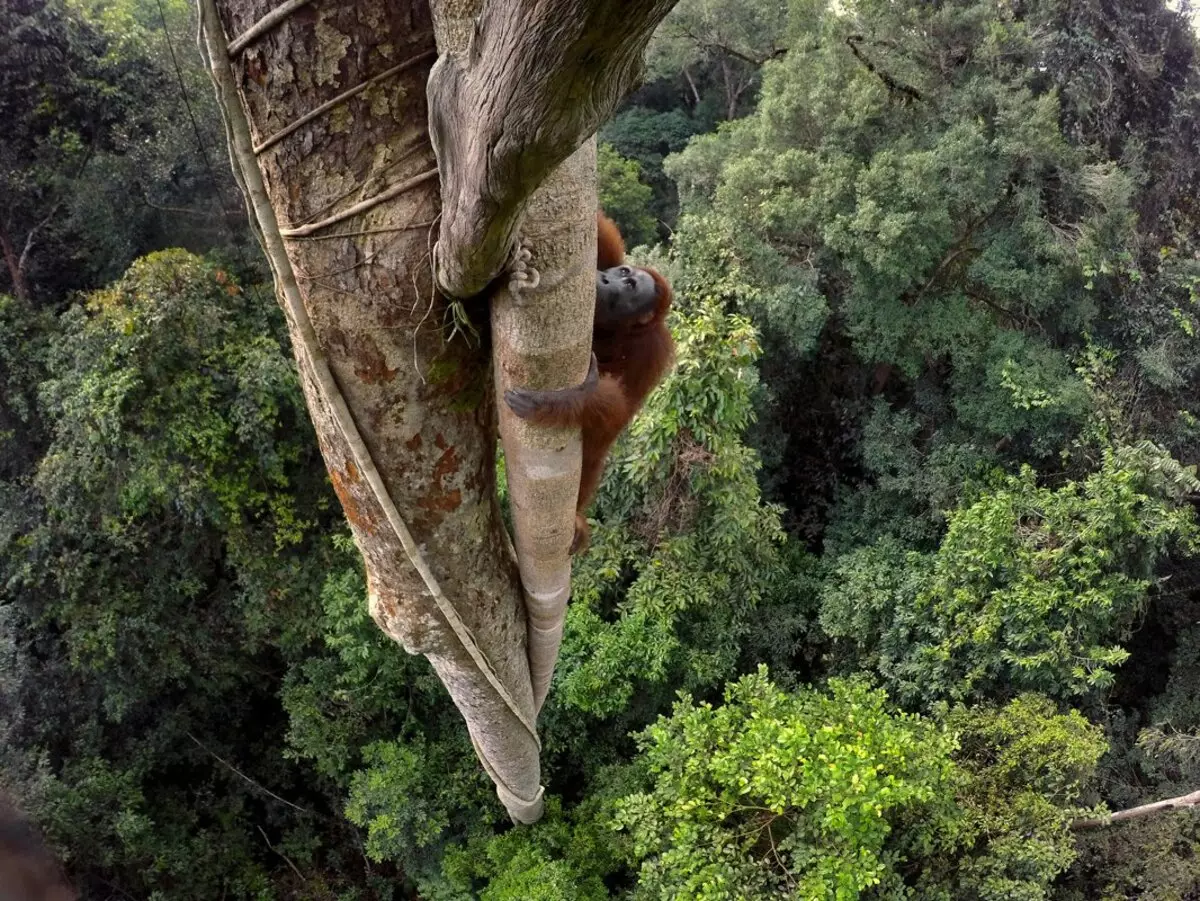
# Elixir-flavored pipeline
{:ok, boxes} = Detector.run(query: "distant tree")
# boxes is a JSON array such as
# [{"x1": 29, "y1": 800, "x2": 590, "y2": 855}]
[
  {"x1": 0, "y1": 0, "x2": 111, "y2": 302},
  {"x1": 0, "y1": 0, "x2": 247, "y2": 305},
  {"x1": 664, "y1": 0, "x2": 1200, "y2": 547},
  {"x1": 598, "y1": 143, "x2": 658, "y2": 247},
  {"x1": 0, "y1": 294, "x2": 49, "y2": 480},
  {"x1": 601, "y1": 107, "x2": 703, "y2": 232},
  {"x1": 648, "y1": 0, "x2": 789, "y2": 119},
  {"x1": 3, "y1": 252, "x2": 346, "y2": 897},
  {"x1": 615, "y1": 673, "x2": 1105, "y2": 900},
  {"x1": 822, "y1": 443, "x2": 1200, "y2": 706}
]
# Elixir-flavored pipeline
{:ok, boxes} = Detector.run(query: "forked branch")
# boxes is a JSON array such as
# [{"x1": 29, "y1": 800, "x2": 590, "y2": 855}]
[{"x1": 428, "y1": 0, "x2": 677, "y2": 298}]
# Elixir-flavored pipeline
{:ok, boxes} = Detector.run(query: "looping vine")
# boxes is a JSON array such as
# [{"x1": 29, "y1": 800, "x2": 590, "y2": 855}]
[
  {"x1": 280, "y1": 170, "x2": 439, "y2": 237},
  {"x1": 253, "y1": 50, "x2": 438, "y2": 156}
]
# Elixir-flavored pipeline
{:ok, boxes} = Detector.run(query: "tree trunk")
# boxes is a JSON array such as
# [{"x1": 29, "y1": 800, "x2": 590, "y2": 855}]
[
  {"x1": 722, "y1": 57, "x2": 738, "y2": 120},
  {"x1": 0, "y1": 223, "x2": 30, "y2": 304},
  {"x1": 199, "y1": 0, "x2": 544, "y2": 822},
  {"x1": 491, "y1": 144, "x2": 597, "y2": 711},
  {"x1": 201, "y1": 0, "x2": 678, "y2": 827}
]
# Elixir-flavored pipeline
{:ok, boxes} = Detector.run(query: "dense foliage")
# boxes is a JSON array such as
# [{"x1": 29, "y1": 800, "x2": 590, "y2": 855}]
[{"x1": 4, "y1": 0, "x2": 1200, "y2": 898}]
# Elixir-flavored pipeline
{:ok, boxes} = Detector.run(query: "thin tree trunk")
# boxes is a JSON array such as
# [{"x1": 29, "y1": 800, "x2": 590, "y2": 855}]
[
  {"x1": 0, "y1": 223, "x2": 30, "y2": 303},
  {"x1": 683, "y1": 66, "x2": 701, "y2": 108},
  {"x1": 492, "y1": 144, "x2": 597, "y2": 711},
  {"x1": 722, "y1": 58, "x2": 738, "y2": 120}
]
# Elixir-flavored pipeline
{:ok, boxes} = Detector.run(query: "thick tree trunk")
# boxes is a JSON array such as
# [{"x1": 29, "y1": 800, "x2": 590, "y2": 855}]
[
  {"x1": 199, "y1": 0, "x2": 543, "y2": 822},
  {"x1": 202, "y1": 0, "x2": 678, "y2": 827}
]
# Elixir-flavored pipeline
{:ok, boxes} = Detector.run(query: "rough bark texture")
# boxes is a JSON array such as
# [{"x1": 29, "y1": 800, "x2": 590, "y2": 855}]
[
  {"x1": 200, "y1": 0, "x2": 544, "y2": 822},
  {"x1": 427, "y1": 0, "x2": 679, "y2": 299}
]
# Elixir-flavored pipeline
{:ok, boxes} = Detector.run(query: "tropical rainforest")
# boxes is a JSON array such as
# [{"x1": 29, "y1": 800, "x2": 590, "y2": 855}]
[{"x1": 5, "y1": 0, "x2": 1200, "y2": 897}]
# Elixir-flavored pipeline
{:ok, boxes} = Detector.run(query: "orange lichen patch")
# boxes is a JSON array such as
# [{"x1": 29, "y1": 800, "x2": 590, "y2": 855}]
[
  {"x1": 432, "y1": 444, "x2": 460, "y2": 483},
  {"x1": 417, "y1": 488, "x2": 462, "y2": 513},
  {"x1": 405, "y1": 433, "x2": 422, "y2": 451},
  {"x1": 414, "y1": 436, "x2": 465, "y2": 516},
  {"x1": 328, "y1": 461, "x2": 378, "y2": 535},
  {"x1": 321, "y1": 327, "x2": 397, "y2": 385},
  {"x1": 353, "y1": 339, "x2": 399, "y2": 384}
]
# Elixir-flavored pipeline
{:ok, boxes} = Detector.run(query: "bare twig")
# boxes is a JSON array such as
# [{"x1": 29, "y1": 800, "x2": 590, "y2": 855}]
[
  {"x1": 187, "y1": 732, "x2": 312, "y2": 815},
  {"x1": 1073, "y1": 788, "x2": 1200, "y2": 829}
]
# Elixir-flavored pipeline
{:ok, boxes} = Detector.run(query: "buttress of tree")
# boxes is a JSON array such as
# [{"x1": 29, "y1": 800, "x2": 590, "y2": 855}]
[{"x1": 199, "y1": 0, "x2": 676, "y2": 824}]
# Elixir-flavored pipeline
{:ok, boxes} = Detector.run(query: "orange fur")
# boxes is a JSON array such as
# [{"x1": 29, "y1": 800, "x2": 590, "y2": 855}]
[
  {"x1": 596, "y1": 212, "x2": 626, "y2": 270},
  {"x1": 506, "y1": 211, "x2": 674, "y2": 553}
]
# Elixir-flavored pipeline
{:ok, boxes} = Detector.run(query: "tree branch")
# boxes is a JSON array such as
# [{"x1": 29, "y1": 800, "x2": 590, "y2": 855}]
[
  {"x1": 427, "y1": 0, "x2": 678, "y2": 298},
  {"x1": 678, "y1": 25, "x2": 786, "y2": 67},
  {"x1": 908, "y1": 185, "x2": 1013, "y2": 306},
  {"x1": 845, "y1": 34, "x2": 923, "y2": 103},
  {"x1": 17, "y1": 202, "x2": 62, "y2": 276},
  {"x1": 1073, "y1": 788, "x2": 1200, "y2": 829}
]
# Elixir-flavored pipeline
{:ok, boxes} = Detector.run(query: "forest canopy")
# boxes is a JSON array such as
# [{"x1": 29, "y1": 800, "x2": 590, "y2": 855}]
[{"x1": 5, "y1": 0, "x2": 1200, "y2": 898}]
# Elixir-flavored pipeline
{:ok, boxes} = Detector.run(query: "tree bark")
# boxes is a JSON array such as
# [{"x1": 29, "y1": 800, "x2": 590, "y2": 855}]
[{"x1": 199, "y1": 0, "x2": 543, "y2": 822}]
